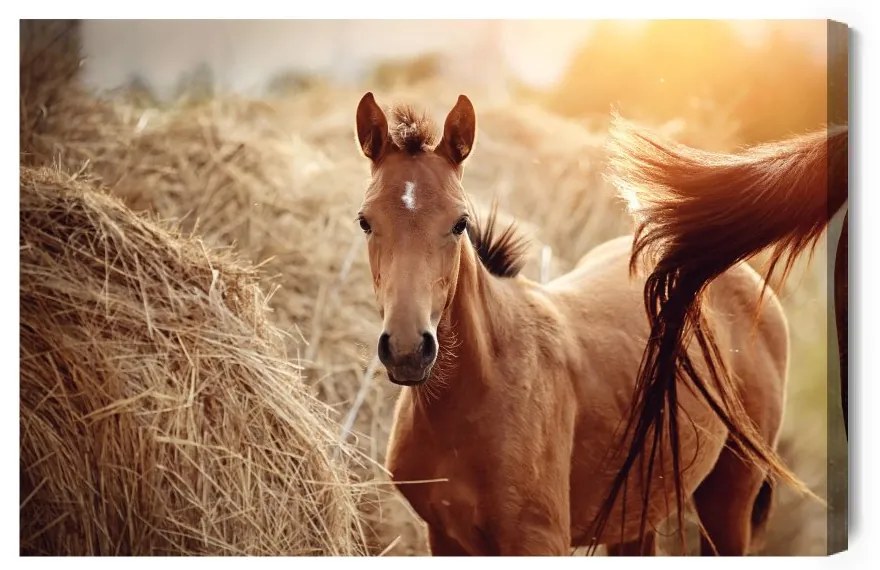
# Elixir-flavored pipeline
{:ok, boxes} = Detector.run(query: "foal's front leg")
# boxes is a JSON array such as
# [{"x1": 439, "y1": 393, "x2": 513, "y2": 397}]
[
  {"x1": 497, "y1": 535, "x2": 569, "y2": 556},
  {"x1": 493, "y1": 523, "x2": 570, "y2": 555},
  {"x1": 429, "y1": 522, "x2": 569, "y2": 555},
  {"x1": 428, "y1": 526, "x2": 469, "y2": 555},
  {"x1": 490, "y1": 500, "x2": 572, "y2": 555},
  {"x1": 428, "y1": 507, "x2": 570, "y2": 555}
]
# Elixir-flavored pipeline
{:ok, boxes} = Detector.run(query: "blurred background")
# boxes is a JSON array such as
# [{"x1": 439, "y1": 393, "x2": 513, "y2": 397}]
[
  {"x1": 23, "y1": 19, "x2": 847, "y2": 555},
  {"x1": 81, "y1": 20, "x2": 845, "y2": 146}
]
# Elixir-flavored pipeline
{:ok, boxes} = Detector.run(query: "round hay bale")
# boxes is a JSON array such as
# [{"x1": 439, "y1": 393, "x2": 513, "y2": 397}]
[{"x1": 19, "y1": 166, "x2": 367, "y2": 555}]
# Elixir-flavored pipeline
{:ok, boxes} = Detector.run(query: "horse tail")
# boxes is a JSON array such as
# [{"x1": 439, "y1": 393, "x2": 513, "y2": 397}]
[{"x1": 589, "y1": 118, "x2": 847, "y2": 550}]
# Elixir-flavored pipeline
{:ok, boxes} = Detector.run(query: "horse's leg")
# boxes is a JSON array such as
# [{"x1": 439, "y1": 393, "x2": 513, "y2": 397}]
[
  {"x1": 606, "y1": 532, "x2": 656, "y2": 556},
  {"x1": 491, "y1": 513, "x2": 571, "y2": 555},
  {"x1": 495, "y1": 535, "x2": 569, "y2": 556},
  {"x1": 693, "y1": 443, "x2": 768, "y2": 555},
  {"x1": 428, "y1": 526, "x2": 469, "y2": 556}
]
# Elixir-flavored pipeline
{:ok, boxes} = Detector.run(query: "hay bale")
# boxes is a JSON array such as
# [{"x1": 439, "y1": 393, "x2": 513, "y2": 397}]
[{"x1": 19, "y1": 166, "x2": 367, "y2": 555}]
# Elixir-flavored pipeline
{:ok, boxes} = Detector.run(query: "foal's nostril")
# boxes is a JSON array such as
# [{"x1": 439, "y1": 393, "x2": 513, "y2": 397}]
[
  {"x1": 377, "y1": 332, "x2": 392, "y2": 366},
  {"x1": 420, "y1": 332, "x2": 437, "y2": 365}
]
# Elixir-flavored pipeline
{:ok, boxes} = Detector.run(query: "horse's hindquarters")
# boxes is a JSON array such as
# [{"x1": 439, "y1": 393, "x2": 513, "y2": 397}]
[{"x1": 562, "y1": 241, "x2": 788, "y2": 549}]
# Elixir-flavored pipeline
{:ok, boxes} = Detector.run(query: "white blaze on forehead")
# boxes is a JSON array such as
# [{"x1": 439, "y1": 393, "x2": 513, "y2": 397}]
[{"x1": 402, "y1": 181, "x2": 417, "y2": 210}]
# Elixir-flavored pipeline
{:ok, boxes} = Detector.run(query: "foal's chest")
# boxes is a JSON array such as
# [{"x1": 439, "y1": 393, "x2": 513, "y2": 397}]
[
  {"x1": 391, "y1": 449, "x2": 489, "y2": 552},
  {"x1": 386, "y1": 403, "x2": 493, "y2": 553}
]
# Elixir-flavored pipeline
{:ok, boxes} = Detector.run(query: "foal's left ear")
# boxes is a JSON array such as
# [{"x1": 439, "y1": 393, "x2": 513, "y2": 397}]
[
  {"x1": 356, "y1": 92, "x2": 390, "y2": 162},
  {"x1": 437, "y1": 95, "x2": 476, "y2": 165}
]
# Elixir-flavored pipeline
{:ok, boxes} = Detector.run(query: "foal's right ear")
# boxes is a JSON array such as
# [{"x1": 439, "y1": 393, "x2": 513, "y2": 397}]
[
  {"x1": 437, "y1": 94, "x2": 476, "y2": 165},
  {"x1": 355, "y1": 92, "x2": 389, "y2": 162}
]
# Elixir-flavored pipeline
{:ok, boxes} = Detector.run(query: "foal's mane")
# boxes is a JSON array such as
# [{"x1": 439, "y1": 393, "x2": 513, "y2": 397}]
[{"x1": 468, "y1": 203, "x2": 529, "y2": 278}]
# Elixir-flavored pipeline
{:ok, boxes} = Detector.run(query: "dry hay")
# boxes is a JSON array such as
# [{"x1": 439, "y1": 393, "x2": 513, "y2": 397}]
[{"x1": 19, "y1": 166, "x2": 368, "y2": 555}]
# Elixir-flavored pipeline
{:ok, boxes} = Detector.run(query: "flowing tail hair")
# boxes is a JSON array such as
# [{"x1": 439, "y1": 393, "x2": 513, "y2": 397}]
[{"x1": 589, "y1": 117, "x2": 848, "y2": 551}]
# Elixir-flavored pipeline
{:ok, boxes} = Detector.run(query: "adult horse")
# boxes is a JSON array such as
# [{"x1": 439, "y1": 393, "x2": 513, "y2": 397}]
[{"x1": 353, "y1": 93, "x2": 802, "y2": 555}]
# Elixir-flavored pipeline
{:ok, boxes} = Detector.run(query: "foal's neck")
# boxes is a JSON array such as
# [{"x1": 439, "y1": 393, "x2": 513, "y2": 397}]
[{"x1": 421, "y1": 241, "x2": 511, "y2": 407}]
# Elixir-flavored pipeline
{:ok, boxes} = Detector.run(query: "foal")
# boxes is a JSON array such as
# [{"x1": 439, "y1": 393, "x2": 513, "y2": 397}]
[{"x1": 354, "y1": 93, "x2": 793, "y2": 555}]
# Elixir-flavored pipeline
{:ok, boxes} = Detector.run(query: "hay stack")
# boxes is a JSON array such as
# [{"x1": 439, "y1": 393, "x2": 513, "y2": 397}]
[{"x1": 20, "y1": 167, "x2": 367, "y2": 555}]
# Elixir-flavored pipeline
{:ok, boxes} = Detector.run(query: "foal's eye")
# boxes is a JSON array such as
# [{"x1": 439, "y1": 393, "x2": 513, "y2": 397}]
[
  {"x1": 452, "y1": 217, "x2": 468, "y2": 236},
  {"x1": 358, "y1": 216, "x2": 372, "y2": 234}
]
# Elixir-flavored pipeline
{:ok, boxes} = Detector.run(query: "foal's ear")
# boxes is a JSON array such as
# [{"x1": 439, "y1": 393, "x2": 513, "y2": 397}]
[
  {"x1": 355, "y1": 92, "x2": 389, "y2": 162},
  {"x1": 437, "y1": 94, "x2": 476, "y2": 165}
]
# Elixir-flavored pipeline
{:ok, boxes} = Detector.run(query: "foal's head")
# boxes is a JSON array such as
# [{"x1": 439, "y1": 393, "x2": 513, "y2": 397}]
[{"x1": 354, "y1": 92, "x2": 476, "y2": 386}]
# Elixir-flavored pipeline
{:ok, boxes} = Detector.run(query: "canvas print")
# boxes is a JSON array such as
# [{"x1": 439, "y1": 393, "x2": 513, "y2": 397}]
[{"x1": 19, "y1": 19, "x2": 848, "y2": 556}]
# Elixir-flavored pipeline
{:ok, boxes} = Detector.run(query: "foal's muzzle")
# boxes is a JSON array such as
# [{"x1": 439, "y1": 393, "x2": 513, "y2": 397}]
[{"x1": 377, "y1": 331, "x2": 437, "y2": 385}]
